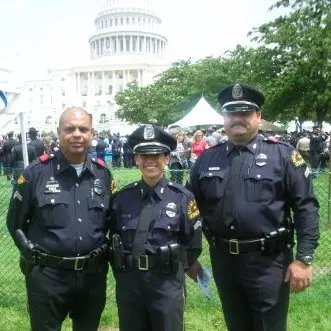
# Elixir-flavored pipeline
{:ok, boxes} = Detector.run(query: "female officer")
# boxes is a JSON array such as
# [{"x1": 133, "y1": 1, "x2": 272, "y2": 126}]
[{"x1": 110, "y1": 124, "x2": 202, "y2": 331}]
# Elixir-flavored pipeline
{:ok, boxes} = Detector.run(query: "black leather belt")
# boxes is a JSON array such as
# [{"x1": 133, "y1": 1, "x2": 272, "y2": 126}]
[
  {"x1": 124, "y1": 254, "x2": 159, "y2": 271},
  {"x1": 34, "y1": 245, "x2": 108, "y2": 271},
  {"x1": 214, "y1": 237, "x2": 266, "y2": 255}
]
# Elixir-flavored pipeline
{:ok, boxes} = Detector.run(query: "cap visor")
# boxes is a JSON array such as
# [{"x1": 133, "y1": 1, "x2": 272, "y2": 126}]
[{"x1": 133, "y1": 145, "x2": 170, "y2": 155}]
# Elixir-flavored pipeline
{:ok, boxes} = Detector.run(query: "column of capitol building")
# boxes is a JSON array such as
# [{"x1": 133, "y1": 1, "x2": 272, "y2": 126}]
[{"x1": 14, "y1": 0, "x2": 169, "y2": 136}]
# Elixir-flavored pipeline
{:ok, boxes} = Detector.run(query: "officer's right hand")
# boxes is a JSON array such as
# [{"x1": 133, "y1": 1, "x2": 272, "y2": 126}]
[{"x1": 284, "y1": 260, "x2": 312, "y2": 293}]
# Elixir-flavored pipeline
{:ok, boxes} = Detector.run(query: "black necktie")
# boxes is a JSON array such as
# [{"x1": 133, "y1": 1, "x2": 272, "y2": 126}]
[
  {"x1": 132, "y1": 188, "x2": 154, "y2": 256},
  {"x1": 221, "y1": 147, "x2": 245, "y2": 226}
]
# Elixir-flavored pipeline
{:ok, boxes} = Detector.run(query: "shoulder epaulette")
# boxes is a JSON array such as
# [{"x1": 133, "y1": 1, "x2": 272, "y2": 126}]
[
  {"x1": 39, "y1": 153, "x2": 54, "y2": 162},
  {"x1": 209, "y1": 142, "x2": 223, "y2": 149},
  {"x1": 91, "y1": 158, "x2": 107, "y2": 167},
  {"x1": 167, "y1": 181, "x2": 188, "y2": 194},
  {"x1": 263, "y1": 138, "x2": 292, "y2": 149},
  {"x1": 263, "y1": 136, "x2": 279, "y2": 143},
  {"x1": 119, "y1": 181, "x2": 139, "y2": 193}
]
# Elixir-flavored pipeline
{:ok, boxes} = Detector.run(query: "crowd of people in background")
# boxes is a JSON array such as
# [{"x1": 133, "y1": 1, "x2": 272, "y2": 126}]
[{"x1": 0, "y1": 125, "x2": 330, "y2": 184}]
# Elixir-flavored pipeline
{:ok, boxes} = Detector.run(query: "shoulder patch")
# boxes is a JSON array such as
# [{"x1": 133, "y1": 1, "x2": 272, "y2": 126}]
[
  {"x1": 290, "y1": 150, "x2": 306, "y2": 167},
  {"x1": 187, "y1": 199, "x2": 200, "y2": 221},
  {"x1": 17, "y1": 173, "x2": 28, "y2": 185},
  {"x1": 39, "y1": 153, "x2": 54, "y2": 162},
  {"x1": 110, "y1": 180, "x2": 117, "y2": 194}
]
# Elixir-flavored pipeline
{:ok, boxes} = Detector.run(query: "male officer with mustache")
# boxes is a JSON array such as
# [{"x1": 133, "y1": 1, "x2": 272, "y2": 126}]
[{"x1": 187, "y1": 83, "x2": 319, "y2": 331}]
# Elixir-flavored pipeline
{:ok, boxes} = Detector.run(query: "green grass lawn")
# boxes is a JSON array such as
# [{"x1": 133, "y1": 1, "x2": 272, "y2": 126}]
[{"x1": 0, "y1": 170, "x2": 330, "y2": 330}]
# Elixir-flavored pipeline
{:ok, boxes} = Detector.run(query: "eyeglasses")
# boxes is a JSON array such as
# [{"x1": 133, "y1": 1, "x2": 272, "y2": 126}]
[{"x1": 196, "y1": 134, "x2": 203, "y2": 137}]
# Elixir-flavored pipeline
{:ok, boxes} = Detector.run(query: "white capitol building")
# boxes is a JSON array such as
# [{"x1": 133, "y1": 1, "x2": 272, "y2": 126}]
[{"x1": 2, "y1": 0, "x2": 169, "y2": 135}]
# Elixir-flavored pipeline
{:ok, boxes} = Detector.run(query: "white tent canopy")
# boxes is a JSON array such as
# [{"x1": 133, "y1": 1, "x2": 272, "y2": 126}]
[{"x1": 168, "y1": 96, "x2": 224, "y2": 128}]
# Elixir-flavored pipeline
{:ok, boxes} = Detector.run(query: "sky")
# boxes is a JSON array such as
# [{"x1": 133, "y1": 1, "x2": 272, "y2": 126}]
[{"x1": 0, "y1": 0, "x2": 283, "y2": 79}]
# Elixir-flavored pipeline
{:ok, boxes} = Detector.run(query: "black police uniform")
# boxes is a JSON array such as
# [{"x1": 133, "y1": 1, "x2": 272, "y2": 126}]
[
  {"x1": 28, "y1": 138, "x2": 45, "y2": 157},
  {"x1": 187, "y1": 84, "x2": 320, "y2": 331},
  {"x1": 7, "y1": 149, "x2": 115, "y2": 331},
  {"x1": 110, "y1": 124, "x2": 202, "y2": 331},
  {"x1": 122, "y1": 138, "x2": 133, "y2": 168},
  {"x1": 309, "y1": 129, "x2": 324, "y2": 173},
  {"x1": 112, "y1": 136, "x2": 122, "y2": 168},
  {"x1": 2, "y1": 135, "x2": 19, "y2": 175},
  {"x1": 9, "y1": 142, "x2": 37, "y2": 182},
  {"x1": 28, "y1": 128, "x2": 45, "y2": 157}
]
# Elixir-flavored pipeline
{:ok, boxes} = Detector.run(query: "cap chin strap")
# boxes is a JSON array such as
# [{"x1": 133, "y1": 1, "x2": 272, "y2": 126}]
[
  {"x1": 133, "y1": 142, "x2": 171, "y2": 153},
  {"x1": 222, "y1": 100, "x2": 259, "y2": 111}
]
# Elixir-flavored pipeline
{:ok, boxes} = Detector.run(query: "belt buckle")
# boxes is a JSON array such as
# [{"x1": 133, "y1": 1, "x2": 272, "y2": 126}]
[
  {"x1": 229, "y1": 239, "x2": 239, "y2": 255},
  {"x1": 74, "y1": 256, "x2": 86, "y2": 271},
  {"x1": 138, "y1": 255, "x2": 149, "y2": 271}
]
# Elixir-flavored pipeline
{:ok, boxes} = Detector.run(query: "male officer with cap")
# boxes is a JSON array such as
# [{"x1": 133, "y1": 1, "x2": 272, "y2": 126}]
[
  {"x1": 7, "y1": 107, "x2": 116, "y2": 331},
  {"x1": 110, "y1": 124, "x2": 202, "y2": 331},
  {"x1": 187, "y1": 83, "x2": 319, "y2": 331},
  {"x1": 28, "y1": 127, "x2": 45, "y2": 156}
]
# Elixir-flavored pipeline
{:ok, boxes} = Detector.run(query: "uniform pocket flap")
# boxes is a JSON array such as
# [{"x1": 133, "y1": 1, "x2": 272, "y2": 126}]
[
  {"x1": 37, "y1": 195, "x2": 68, "y2": 208},
  {"x1": 199, "y1": 170, "x2": 227, "y2": 180},
  {"x1": 88, "y1": 196, "x2": 109, "y2": 210},
  {"x1": 246, "y1": 168, "x2": 275, "y2": 181}
]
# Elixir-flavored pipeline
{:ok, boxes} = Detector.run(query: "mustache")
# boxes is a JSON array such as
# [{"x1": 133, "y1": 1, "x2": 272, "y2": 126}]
[{"x1": 231, "y1": 121, "x2": 246, "y2": 127}]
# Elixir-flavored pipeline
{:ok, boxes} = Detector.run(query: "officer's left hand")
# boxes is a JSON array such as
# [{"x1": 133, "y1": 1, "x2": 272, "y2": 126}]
[
  {"x1": 284, "y1": 260, "x2": 312, "y2": 293},
  {"x1": 185, "y1": 260, "x2": 203, "y2": 282}
]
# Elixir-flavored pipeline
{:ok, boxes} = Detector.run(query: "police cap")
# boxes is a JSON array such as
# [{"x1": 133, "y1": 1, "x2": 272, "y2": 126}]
[
  {"x1": 218, "y1": 83, "x2": 265, "y2": 113},
  {"x1": 128, "y1": 124, "x2": 177, "y2": 155},
  {"x1": 28, "y1": 127, "x2": 38, "y2": 136}
]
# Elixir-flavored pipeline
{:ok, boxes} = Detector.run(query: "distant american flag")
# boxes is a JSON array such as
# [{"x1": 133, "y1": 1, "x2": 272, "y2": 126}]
[{"x1": 0, "y1": 90, "x2": 8, "y2": 110}]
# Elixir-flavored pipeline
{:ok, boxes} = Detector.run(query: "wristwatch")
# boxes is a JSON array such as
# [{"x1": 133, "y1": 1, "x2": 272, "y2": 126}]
[{"x1": 296, "y1": 255, "x2": 314, "y2": 265}]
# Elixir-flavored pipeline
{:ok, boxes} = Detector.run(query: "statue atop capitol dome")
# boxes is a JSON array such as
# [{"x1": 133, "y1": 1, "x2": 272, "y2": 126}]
[{"x1": 104, "y1": 0, "x2": 155, "y2": 9}]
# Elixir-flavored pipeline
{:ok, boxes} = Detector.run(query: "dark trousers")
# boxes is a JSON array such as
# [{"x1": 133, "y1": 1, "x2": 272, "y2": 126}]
[
  {"x1": 112, "y1": 155, "x2": 121, "y2": 168},
  {"x1": 210, "y1": 246, "x2": 291, "y2": 331},
  {"x1": 114, "y1": 268, "x2": 185, "y2": 331},
  {"x1": 310, "y1": 153, "x2": 321, "y2": 171},
  {"x1": 123, "y1": 153, "x2": 133, "y2": 168},
  {"x1": 26, "y1": 266, "x2": 108, "y2": 331}
]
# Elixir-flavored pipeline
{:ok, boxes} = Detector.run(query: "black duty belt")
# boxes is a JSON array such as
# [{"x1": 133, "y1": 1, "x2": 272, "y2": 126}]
[
  {"x1": 34, "y1": 245, "x2": 108, "y2": 271},
  {"x1": 215, "y1": 237, "x2": 267, "y2": 255},
  {"x1": 124, "y1": 254, "x2": 159, "y2": 271},
  {"x1": 205, "y1": 226, "x2": 293, "y2": 255}
]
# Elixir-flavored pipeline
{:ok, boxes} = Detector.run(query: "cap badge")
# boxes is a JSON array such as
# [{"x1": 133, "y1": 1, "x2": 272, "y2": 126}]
[
  {"x1": 232, "y1": 84, "x2": 243, "y2": 100},
  {"x1": 144, "y1": 124, "x2": 155, "y2": 140}
]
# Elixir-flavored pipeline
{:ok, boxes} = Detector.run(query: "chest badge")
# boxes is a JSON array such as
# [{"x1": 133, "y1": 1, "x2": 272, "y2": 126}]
[
  {"x1": 93, "y1": 179, "x2": 104, "y2": 195},
  {"x1": 255, "y1": 153, "x2": 268, "y2": 167},
  {"x1": 44, "y1": 179, "x2": 61, "y2": 194},
  {"x1": 165, "y1": 202, "x2": 177, "y2": 218}
]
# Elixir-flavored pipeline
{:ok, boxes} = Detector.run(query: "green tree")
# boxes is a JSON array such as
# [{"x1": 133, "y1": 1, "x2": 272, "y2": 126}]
[
  {"x1": 115, "y1": 57, "x2": 246, "y2": 125},
  {"x1": 250, "y1": 0, "x2": 331, "y2": 124}
]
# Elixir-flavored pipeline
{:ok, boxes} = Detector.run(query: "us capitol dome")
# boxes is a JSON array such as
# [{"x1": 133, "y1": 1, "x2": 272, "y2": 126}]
[{"x1": 7, "y1": 0, "x2": 169, "y2": 134}]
